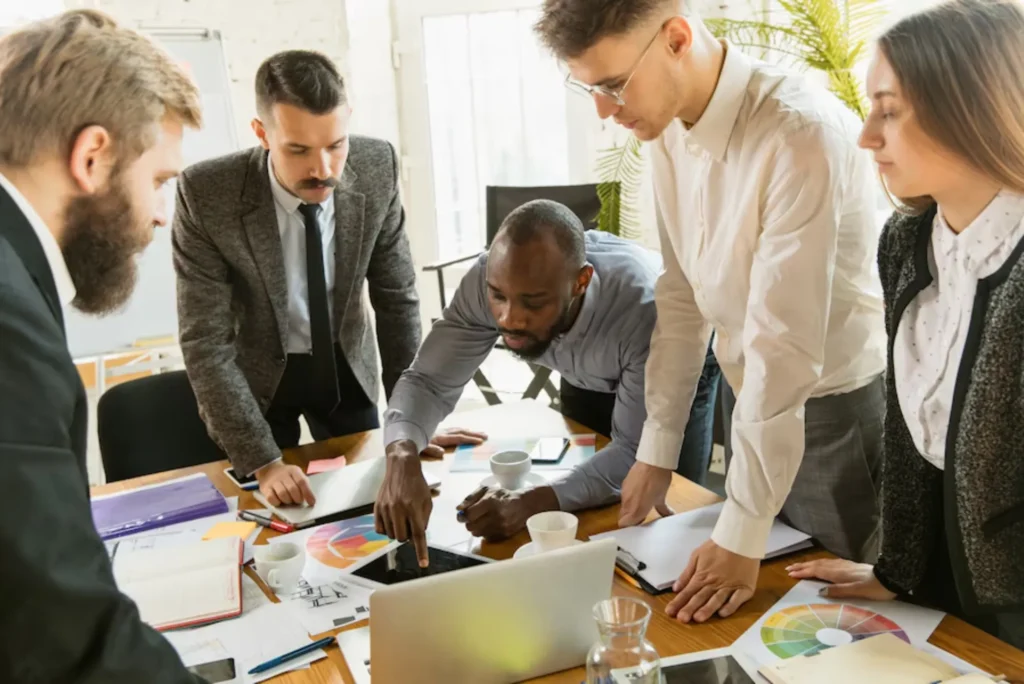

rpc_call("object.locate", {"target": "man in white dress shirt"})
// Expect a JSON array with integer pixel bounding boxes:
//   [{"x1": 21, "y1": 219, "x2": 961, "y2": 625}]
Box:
[{"x1": 536, "y1": 0, "x2": 886, "y2": 622}]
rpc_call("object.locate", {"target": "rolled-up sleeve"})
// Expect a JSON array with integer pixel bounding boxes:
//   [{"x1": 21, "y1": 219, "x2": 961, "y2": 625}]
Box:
[
  {"x1": 712, "y1": 124, "x2": 845, "y2": 559},
  {"x1": 383, "y1": 258, "x2": 498, "y2": 451}
]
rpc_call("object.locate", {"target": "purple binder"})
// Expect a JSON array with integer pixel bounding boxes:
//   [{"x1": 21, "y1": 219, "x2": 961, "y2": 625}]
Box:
[{"x1": 91, "y1": 473, "x2": 229, "y2": 541}]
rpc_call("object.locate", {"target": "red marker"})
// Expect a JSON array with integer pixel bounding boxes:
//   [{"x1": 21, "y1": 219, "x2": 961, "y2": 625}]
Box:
[{"x1": 238, "y1": 509, "x2": 294, "y2": 533}]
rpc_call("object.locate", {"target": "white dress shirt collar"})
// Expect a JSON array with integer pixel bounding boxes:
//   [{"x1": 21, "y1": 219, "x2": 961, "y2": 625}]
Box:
[
  {"x1": 934, "y1": 190, "x2": 1024, "y2": 276},
  {"x1": 0, "y1": 171, "x2": 76, "y2": 307},
  {"x1": 682, "y1": 42, "x2": 753, "y2": 163}
]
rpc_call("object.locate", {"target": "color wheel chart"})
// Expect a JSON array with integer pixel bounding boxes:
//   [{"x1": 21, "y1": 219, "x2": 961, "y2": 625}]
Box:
[
  {"x1": 306, "y1": 514, "x2": 389, "y2": 570},
  {"x1": 761, "y1": 603, "x2": 910, "y2": 659}
]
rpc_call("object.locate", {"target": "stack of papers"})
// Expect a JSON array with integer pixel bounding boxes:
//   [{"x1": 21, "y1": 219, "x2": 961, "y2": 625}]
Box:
[
  {"x1": 166, "y1": 601, "x2": 327, "y2": 683},
  {"x1": 591, "y1": 502, "x2": 813, "y2": 591}
]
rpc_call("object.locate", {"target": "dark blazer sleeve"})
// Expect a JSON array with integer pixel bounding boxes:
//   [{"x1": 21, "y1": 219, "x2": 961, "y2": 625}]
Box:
[
  {"x1": 366, "y1": 142, "x2": 421, "y2": 399},
  {"x1": 173, "y1": 173, "x2": 281, "y2": 476},
  {"x1": 0, "y1": 282, "x2": 203, "y2": 683}
]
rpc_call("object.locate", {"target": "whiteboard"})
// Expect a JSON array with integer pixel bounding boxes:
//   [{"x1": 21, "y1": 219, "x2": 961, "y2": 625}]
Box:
[
  {"x1": 0, "y1": 28, "x2": 239, "y2": 357},
  {"x1": 60, "y1": 29, "x2": 239, "y2": 357}
]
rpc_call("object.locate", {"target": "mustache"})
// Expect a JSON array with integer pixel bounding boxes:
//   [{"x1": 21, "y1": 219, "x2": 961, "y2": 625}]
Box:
[
  {"x1": 298, "y1": 177, "x2": 340, "y2": 190},
  {"x1": 498, "y1": 328, "x2": 536, "y2": 338}
]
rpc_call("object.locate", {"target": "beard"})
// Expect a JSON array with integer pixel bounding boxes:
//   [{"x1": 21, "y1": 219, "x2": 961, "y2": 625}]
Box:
[
  {"x1": 61, "y1": 170, "x2": 153, "y2": 315},
  {"x1": 502, "y1": 296, "x2": 579, "y2": 361}
]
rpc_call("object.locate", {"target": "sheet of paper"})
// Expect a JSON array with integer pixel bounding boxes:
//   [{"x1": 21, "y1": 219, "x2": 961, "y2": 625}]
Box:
[
  {"x1": 590, "y1": 502, "x2": 812, "y2": 590},
  {"x1": 282, "y1": 577, "x2": 372, "y2": 635},
  {"x1": 306, "y1": 455, "x2": 347, "y2": 474},
  {"x1": 165, "y1": 601, "x2": 324, "y2": 684},
  {"x1": 336, "y1": 626, "x2": 371, "y2": 684},
  {"x1": 449, "y1": 434, "x2": 596, "y2": 473},
  {"x1": 204, "y1": 521, "x2": 257, "y2": 541},
  {"x1": 104, "y1": 498, "x2": 241, "y2": 558},
  {"x1": 241, "y1": 574, "x2": 271, "y2": 614},
  {"x1": 919, "y1": 644, "x2": 991, "y2": 678},
  {"x1": 733, "y1": 580, "x2": 945, "y2": 670},
  {"x1": 271, "y1": 514, "x2": 394, "y2": 585}
]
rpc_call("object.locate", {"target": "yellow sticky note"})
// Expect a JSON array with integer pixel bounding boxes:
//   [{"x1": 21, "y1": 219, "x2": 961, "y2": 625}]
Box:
[{"x1": 202, "y1": 521, "x2": 257, "y2": 541}]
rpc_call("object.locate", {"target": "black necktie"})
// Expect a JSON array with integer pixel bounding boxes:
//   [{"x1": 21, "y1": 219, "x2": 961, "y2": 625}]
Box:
[{"x1": 299, "y1": 203, "x2": 340, "y2": 412}]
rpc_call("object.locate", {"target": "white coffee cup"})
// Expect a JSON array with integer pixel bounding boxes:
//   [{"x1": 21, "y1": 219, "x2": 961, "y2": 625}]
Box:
[
  {"x1": 526, "y1": 511, "x2": 579, "y2": 552},
  {"x1": 253, "y1": 542, "x2": 305, "y2": 595},
  {"x1": 490, "y1": 449, "x2": 532, "y2": 490}
]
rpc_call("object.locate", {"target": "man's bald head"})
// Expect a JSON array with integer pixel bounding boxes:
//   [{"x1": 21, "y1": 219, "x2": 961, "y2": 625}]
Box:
[{"x1": 485, "y1": 199, "x2": 593, "y2": 359}]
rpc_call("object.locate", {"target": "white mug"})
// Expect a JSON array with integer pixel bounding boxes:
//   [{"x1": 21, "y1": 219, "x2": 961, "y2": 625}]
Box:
[
  {"x1": 253, "y1": 542, "x2": 305, "y2": 594},
  {"x1": 490, "y1": 449, "x2": 532, "y2": 490},
  {"x1": 526, "y1": 511, "x2": 579, "y2": 552}
]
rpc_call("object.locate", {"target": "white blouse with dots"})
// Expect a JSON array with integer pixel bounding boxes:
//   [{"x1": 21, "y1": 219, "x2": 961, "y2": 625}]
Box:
[{"x1": 894, "y1": 190, "x2": 1024, "y2": 469}]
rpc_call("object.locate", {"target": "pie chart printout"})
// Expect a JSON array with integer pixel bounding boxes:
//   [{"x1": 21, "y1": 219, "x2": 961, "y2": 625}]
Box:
[
  {"x1": 761, "y1": 603, "x2": 910, "y2": 659},
  {"x1": 306, "y1": 516, "x2": 390, "y2": 570}
]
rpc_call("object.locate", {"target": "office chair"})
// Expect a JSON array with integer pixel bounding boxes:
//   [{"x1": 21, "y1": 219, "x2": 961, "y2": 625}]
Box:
[
  {"x1": 98, "y1": 370, "x2": 226, "y2": 483},
  {"x1": 422, "y1": 183, "x2": 614, "y2": 407}
]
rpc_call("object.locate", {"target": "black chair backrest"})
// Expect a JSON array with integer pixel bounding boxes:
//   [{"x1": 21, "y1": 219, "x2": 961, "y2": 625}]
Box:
[
  {"x1": 98, "y1": 370, "x2": 226, "y2": 483},
  {"x1": 484, "y1": 183, "x2": 615, "y2": 247}
]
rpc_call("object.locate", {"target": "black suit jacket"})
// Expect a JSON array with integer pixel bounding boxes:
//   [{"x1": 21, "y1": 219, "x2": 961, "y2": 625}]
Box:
[{"x1": 0, "y1": 184, "x2": 202, "y2": 682}]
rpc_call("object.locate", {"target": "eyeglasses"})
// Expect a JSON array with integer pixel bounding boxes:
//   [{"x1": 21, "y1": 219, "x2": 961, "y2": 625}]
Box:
[{"x1": 563, "y1": 24, "x2": 664, "y2": 106}]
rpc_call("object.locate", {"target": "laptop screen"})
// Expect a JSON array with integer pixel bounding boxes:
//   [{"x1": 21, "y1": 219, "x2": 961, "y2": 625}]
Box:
[{"x1": 351, "y1": 543, "x2": 489, "y2": 586}]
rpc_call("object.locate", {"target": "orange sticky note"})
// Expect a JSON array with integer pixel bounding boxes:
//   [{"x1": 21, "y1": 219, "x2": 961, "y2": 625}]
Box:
[
  {"x1": 306, "y1": 455, "x2": 347, "y2": 475},
  {"x1": 202, "y1": 521, "x2": 257, "y2": 541}
]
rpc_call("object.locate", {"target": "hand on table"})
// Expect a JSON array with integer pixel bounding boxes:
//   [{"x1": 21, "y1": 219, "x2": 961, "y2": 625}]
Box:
[
  {"x1": 430, "y1": 427, "x2": 488, "y2": 448},
  {"x1": 255, "y1": 461, "x2": 316, "y2": 506},
  {"x1": 375, "y1": 440, "x2": 433, "y2": 567},
  {"x1": 787, "y1": 559, "x2": 896, "y2": 600},
  {"x1": 666, "y1": 540, "x2": 758, "y2": 623},
  {"x1": 455, "y1": 485, "x2": 556, "y2": 541},
  {"x1": 618, "y1": 461, "x2": 674, "y2": 526}
]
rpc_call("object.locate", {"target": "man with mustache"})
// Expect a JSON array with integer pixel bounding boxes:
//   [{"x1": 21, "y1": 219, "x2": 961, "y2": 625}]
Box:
[
  {"x1": 375, "y1": 199, "x2": 720, "y2": 566},
  {"x1": 174, "y1": 50, "x2": 468, "y2": 507},
  {"x1": 0, "y1": 10, "x2": 206, "y2": 681}
]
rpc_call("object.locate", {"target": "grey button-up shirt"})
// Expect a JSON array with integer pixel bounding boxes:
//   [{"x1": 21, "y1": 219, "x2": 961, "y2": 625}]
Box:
[{"x1": 383, "y1": 231, "x2": 664, "y2": 510}]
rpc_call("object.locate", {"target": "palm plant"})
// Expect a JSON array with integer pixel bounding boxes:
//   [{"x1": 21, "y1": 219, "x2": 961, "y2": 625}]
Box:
[{"x1": 596, "y1": 0, "x2": 884, "y2": 237}]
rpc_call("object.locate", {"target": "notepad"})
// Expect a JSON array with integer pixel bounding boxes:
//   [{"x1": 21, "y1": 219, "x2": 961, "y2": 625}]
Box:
[
  {"x1": 111, "y1": 536, "x2": 243, "y2": 631},
  {"x1": 590, "y1": 502, "x2": 813, "y2": 591},
  {"x1": 255, "y1": 457, "x2": 442, "y2": 526},
  {"x1": 758, "y1": 633, "x2": 997, "y2": 684},
  {"x1": 202, "y1": 520, "x2": 257, "y2": 541},
  {"x1": 307, "y1": 455, "x2": 347, "y2": 474}
]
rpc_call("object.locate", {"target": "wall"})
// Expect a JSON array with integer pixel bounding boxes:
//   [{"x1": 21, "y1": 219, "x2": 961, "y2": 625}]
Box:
[{"x1": 72, "y1": 0, "x2": 352, "y2": 147}]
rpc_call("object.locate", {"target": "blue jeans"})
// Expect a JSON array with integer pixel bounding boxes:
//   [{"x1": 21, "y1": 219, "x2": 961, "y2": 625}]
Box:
[
  {"x1": 558, "y1": 344, "x2": 720, "y2": 486},
  {"x1": 674, "y1": 344, "x2": 720, "y2": 485}
]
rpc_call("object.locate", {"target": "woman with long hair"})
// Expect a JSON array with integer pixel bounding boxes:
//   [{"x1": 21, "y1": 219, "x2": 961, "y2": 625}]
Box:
[{"x1": 788, "y1": 0, "x2": 1024, "y2": 649}]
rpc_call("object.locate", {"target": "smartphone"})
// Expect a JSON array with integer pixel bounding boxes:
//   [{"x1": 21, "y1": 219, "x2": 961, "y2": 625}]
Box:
[
  {"x1": 531, "y1": 437, "x2": 571, "y2": 464},
  {"x1": 224, "y1": 466, "x2": 259, "y2": 491},
  {"x1": 187, "y1": 657, "x2": 236, "y2": 683}
]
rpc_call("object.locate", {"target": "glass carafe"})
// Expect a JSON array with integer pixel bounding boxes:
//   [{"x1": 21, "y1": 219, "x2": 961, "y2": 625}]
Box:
[{"x1": 586, "y1": 597, "x2": 662, "y2": 684}]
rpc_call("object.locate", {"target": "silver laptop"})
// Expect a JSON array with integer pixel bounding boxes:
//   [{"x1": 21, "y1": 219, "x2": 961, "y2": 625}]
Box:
[{"x1": 369, "y1": 538, "x2": 617, "y2": 684}]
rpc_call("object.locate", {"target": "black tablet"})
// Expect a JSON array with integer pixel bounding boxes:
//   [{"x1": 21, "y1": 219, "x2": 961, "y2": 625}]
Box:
[{"x1": 349, "y1": 542, "x2": 491, "y2": 588}]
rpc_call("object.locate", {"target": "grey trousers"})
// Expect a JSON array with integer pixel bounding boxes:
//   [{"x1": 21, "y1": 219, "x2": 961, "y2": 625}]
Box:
[{"x1": 721, "y1": 375, "x2": 884, "y2": 563}]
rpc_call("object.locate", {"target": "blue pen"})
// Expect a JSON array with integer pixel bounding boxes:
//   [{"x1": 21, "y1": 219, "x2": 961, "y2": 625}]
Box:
[{"x1": 247, "y1": 635, "x2": 335, "y2": 675}]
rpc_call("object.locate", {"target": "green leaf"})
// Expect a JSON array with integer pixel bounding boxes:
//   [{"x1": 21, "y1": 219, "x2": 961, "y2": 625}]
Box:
[{"x1": 595, "y1": 133, "x2": 644, "y2": 240}]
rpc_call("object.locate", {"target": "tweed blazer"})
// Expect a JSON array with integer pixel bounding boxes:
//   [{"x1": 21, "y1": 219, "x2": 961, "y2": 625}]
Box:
[
  {"x1": 173, "y1": 137, "x2": 421, "y2": 475},
  {"x1": 874, "y1": 206, "x2": 1024, "y2": 613}
]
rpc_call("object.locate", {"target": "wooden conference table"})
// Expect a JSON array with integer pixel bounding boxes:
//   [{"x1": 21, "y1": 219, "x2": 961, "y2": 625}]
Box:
[{"x1": 92, "y1": 402, "x2": 1024, "y2": 683}]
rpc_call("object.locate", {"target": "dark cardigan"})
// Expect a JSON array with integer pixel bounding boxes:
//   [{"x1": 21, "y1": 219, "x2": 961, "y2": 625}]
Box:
[{"x1": 874, "y1": 206, "x2": 1024, "y2": 614}]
